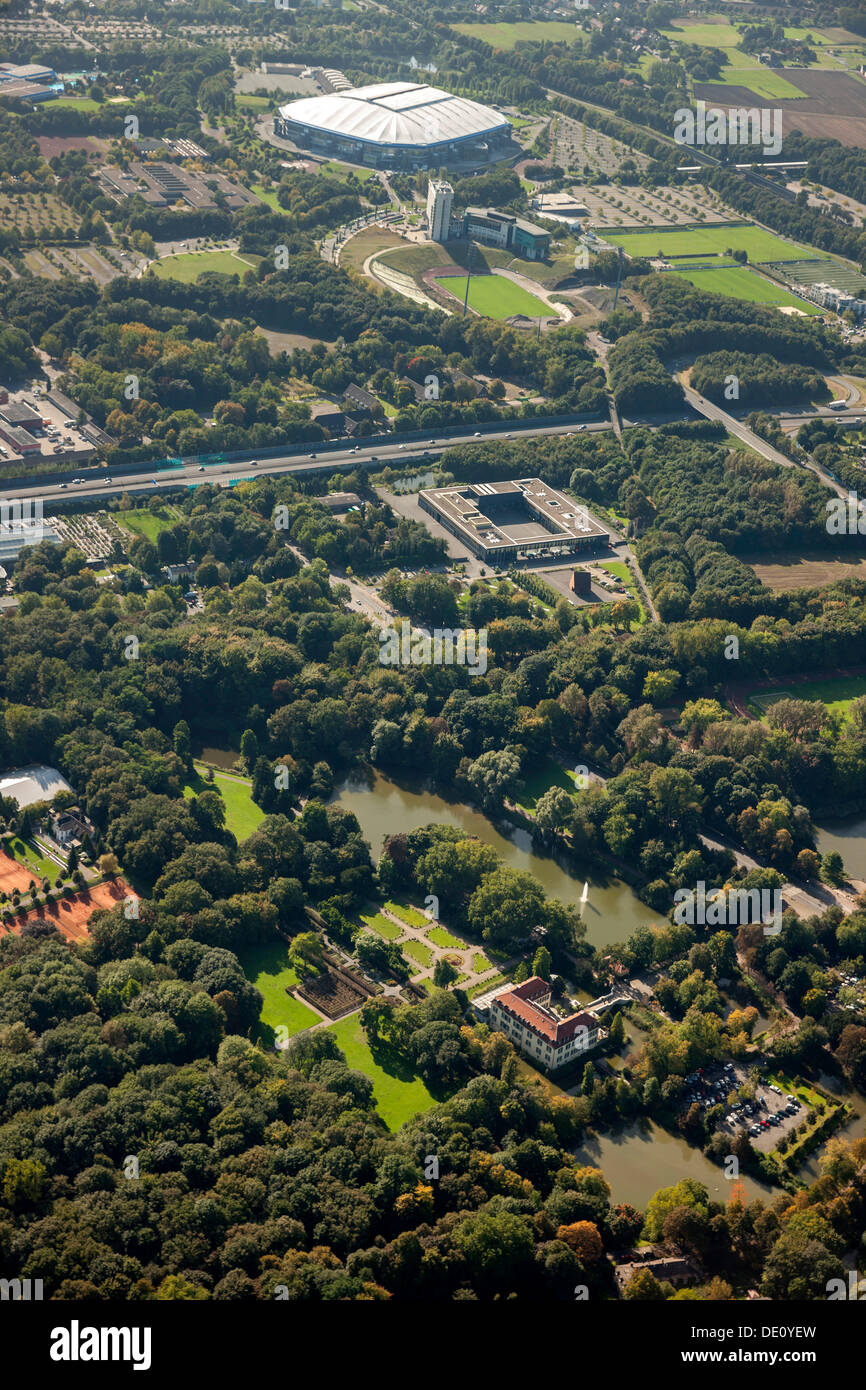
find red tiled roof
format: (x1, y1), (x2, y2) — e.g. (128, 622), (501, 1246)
(493, 977), (598, 1047)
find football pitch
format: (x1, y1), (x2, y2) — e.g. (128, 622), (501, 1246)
(603, 224), (811, 262)
(668, 265), (823, 313)
(151, 250), (257, 282)
(436, 274), (550, 319)
(748, 676), (866, 721)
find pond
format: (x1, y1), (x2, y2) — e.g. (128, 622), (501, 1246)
(815, 816), (866, 880)
(331, 769), (658, 949)
(198, 746), (240, 770)
(574, 1120), (782, 1210)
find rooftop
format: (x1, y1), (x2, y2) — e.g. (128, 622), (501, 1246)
(278, 82), (510, 148)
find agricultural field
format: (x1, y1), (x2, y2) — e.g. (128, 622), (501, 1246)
(657, 17), (809, 98)
(604, 224), (812, 262)
(747, 675), (866, 722)
(435, 273), (550, 319)
(453, 20), (581, 49)
(151, 249), (257, 282)
(182, 765), (265, 842)
(667, 264), (823, 313)
(327, 1014), (437, 1130)
(239, 942), (320, 1043)
(744, 550), (866, 591)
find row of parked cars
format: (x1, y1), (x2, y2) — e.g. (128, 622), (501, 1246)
(745, 1091), (801, 1138)
(685, 1062), (737, 1111)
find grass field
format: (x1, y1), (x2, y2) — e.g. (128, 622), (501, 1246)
(436, 274), (550, 319)
(453, 20), (581, 49)
(402, 939), (433, 969)
(427, 925), (465, 950)
(6, 837), (60, 881)
(250, 181), (282, 209)
(43, 96), (104, 112)
(604, 224), (811, 261)
(515, 755), (580, 813)
(669, 265), (823, 313)
(151, 250), (257, 282)
(328, 1014), (437, 1129)
(183, 765), (265, 842)
(384, 899), (429, 928)
(116, 507), (178, 542)
(747, 675), (866, 722)
(359, 909), (402, 941)
(239, 942), (319, 1042)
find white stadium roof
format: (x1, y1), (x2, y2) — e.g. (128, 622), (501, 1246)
(278, 82), (509, 147)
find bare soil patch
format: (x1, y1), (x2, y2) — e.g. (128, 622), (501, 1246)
(743, 549), (866, 590)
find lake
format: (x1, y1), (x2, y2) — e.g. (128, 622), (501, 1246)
(331, 769), (658, 949)
(816, 815), (866, 881)
(574, 1120), (781, 1209)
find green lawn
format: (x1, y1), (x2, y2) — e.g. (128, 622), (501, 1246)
(8, 837), (60, 880)
(605, 224), (811, 262)
(669, 265), (824, 313)
(706, 67), (809, 99)
(515, 755), (579, 813)
(239, 942), (319, 1042)
(151, 250), (257, 283)
(359, 909), (403, 941)
(472, 952), (493, 973)
(116, 507), (178, 542)
(384, 899), (429, 928)
(427, 925), (465, 950)
(251, 182), (282, 209)
(238, 95), (272, 111)
(436, 274), (550, 320)
(747, 675), (866, 723)
(328, 1014), (437, 1129)
(453, 20), (581, 49)
(183, 764), (265, 841)
(43, 96), (105, 112)
(403, 939), (433, 969)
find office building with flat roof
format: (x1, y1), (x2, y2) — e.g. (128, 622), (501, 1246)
(419, 478), (608, 564)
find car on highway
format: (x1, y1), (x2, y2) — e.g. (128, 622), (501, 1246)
(151, 479), (157, 485)
(308, 453), (317, 459)
(473, 431), (481, 437)
(72, 478), (82, 484)
(198, 465), (206, 472)
(249, 459), (259, 467)
(59, 482), (67, 489)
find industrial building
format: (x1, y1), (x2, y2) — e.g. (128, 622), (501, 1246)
(275, 81), (512, 170)
(426, 180), (454, 242)
(461, 207), (550, 261)
(419, 478), (608, 564)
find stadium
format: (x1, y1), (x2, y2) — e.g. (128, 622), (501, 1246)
(274, 81), (513, 171)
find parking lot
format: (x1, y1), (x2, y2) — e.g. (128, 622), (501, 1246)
(683, 1063), (807, 1152)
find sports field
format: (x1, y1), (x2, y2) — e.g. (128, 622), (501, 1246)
(604, 224), (810, 262)
(669, 265), (823, 313)
(7, 880), (135, 944)
(453, 20), (581, 49)
(151, 250), (257, 282)
(436, 274), (550, 319)
(747, 675), (866, 721)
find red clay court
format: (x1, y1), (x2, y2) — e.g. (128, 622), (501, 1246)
(0, 850), (44, 895)
(2, 879), (137, 944)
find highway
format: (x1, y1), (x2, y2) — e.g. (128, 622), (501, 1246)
(1, 419), (613, 505)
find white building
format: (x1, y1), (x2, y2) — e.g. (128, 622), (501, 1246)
(426, 179), (454, 242)
(487, 976), (606, 1072)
